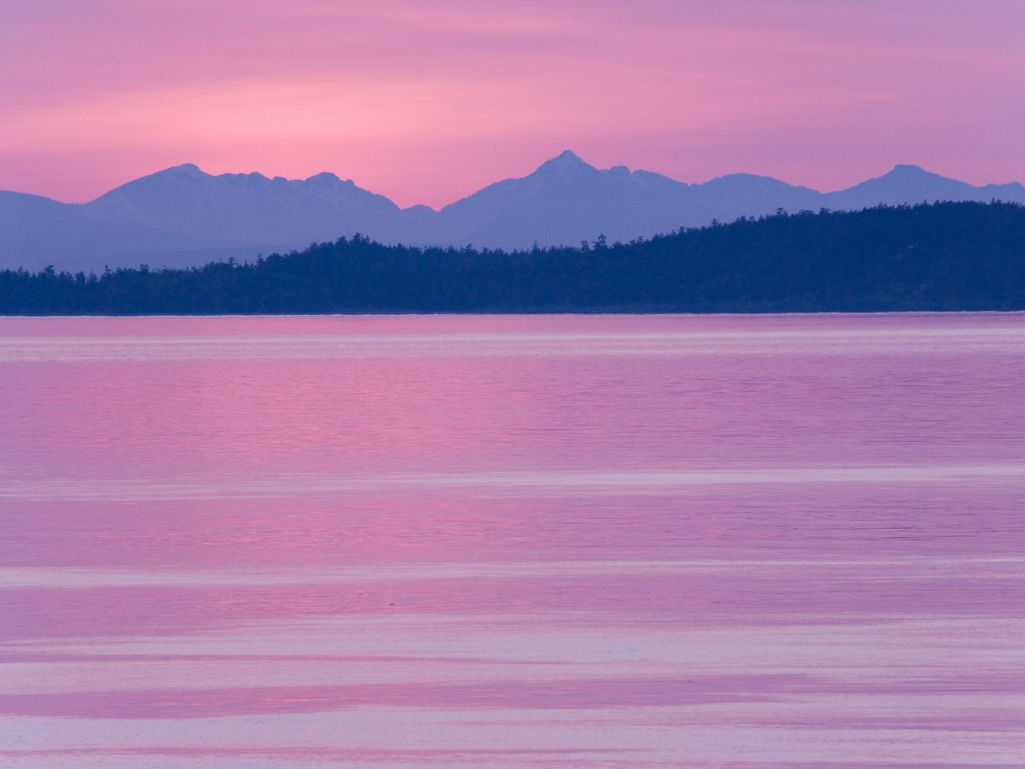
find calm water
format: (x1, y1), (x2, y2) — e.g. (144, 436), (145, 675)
(1, 313), (1024, 769)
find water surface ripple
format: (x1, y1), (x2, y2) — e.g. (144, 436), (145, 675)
(1, 313), (1023, 769)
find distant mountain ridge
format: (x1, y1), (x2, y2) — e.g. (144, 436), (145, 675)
(2, 151), (1024, 270)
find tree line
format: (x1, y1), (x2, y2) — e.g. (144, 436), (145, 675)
(1, 202), (1023, 314)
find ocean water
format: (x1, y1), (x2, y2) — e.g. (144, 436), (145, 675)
(1, 313), (1023, 769)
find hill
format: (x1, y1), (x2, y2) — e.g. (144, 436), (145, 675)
(2, 202), (1023, 315)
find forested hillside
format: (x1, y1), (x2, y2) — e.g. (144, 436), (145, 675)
(2, 202), (1023, 314)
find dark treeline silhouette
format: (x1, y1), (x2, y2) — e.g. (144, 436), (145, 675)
(2, 202), (1024, 314)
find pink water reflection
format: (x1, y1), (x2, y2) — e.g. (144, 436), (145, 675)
(1, 314), (1024, 768)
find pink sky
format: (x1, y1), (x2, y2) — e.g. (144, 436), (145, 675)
(1, 0), (1023, 208)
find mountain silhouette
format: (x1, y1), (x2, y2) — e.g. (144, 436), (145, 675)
(3, 152), (1024, 270)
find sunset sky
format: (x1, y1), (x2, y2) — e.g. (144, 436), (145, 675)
(3, 0), (1023, 208)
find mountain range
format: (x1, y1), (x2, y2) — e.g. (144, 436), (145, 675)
(3, 150), (1024, 271)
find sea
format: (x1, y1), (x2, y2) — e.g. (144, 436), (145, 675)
(1, 313), (1023, 769)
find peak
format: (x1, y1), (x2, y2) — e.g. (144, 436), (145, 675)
(541, 149), (590, 166)
(532, 150), (597, 178)
(164, 163), (205, 176)
(305, 171), (342, 184)
(863, 164), (964, 189)
(885, 164), (930, 176)
(127, 163), (210, 184)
